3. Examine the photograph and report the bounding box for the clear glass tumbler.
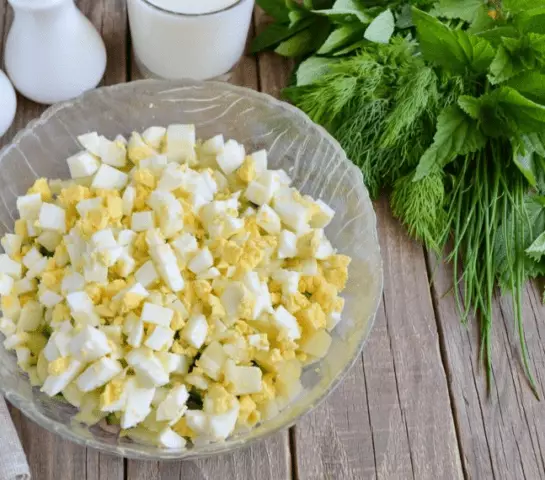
[127,0,254,81]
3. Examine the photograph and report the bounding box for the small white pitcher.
[5,0,107,105]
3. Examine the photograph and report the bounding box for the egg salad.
[0,125,350,449]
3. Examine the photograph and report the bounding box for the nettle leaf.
[459,87,545,138]
[414,105,486,180]
[489,34,545,84]
[296,56,340,85]
[468,6,496,34]
[364,9,395,44]
[432,0,484,23]
[411,8,495,75]
[526,231,545,262]
[474,26,519,46]
[318,23,365,54]
[515,7,545,34]
[504,0,545,15]
[313,0,370,23]
[275,18,331,56]
[488,46,513,84]
[396,4,413,29]
[513,141,539,187]
[256,0,290,22]
[524,132,545,157]
[506,71,545,104]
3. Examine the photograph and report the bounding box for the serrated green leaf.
[396,4,413,29]
[506,71,545,104]
[317,23,365,54]
[256,0,290,21]
[513,143,539,187]
[524,133,545,157]
[433,0,484,23]
[515,8,545,34]
[411,8,495,74]
[467,6,496,33]
[491,88,545,133]
[364,9,395,44]
[457,95,480,119]
[459,87,545,138]
[488,34,545,84]
[474,26,519,45]
[414,105,486,180]
[295,56,340,85]
[504,0,545,14]
[275,19,331,56]
[313,0,369,23]
[488,46,514,84]
[526,231,545,262]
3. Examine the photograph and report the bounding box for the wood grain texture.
[254,8,294,98]
[291,198,463,479]
[3,2,127,479]
[427,253,545,480]
[373,198,463,480]
[127,434,290,480]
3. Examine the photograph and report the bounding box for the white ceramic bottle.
[0,70,17,137]
[5,0,107,105]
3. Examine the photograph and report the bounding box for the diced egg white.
[0,124,349,450]
[76,357,123,392]
[92,164,128,190]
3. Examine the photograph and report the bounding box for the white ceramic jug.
[0,70,16,137]
[5,0,107,105]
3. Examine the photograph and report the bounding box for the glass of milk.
[128,0,254,81]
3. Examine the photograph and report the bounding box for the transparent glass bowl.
[0,80,383,460]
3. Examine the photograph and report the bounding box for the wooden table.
[2,2,545,479]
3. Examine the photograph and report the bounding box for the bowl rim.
[0,78,383,460]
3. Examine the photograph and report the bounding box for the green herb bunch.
[255,0,545,395]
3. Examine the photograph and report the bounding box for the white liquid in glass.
[128,0,254,80]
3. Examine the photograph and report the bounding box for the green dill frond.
[381,66,440,148]
[283,77,358,130]
[335,99,390,197]
[390,171,447,251]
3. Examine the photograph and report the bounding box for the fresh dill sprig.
[391,171,447,251]
[280,2,545,396]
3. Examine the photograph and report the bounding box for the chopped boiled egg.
[0,124,350,450]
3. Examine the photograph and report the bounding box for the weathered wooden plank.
[85,452,125,480]
[373,199,463,480]
[292,197,463,479]
[254,8,294,98]
[427,252,545,480]
[80,0,128,87]
[2,2,127,479]
[126,434,291,480]
[363,302,414,480]
[291,354,376,480]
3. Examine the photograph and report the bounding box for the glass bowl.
[0,79,383,460]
